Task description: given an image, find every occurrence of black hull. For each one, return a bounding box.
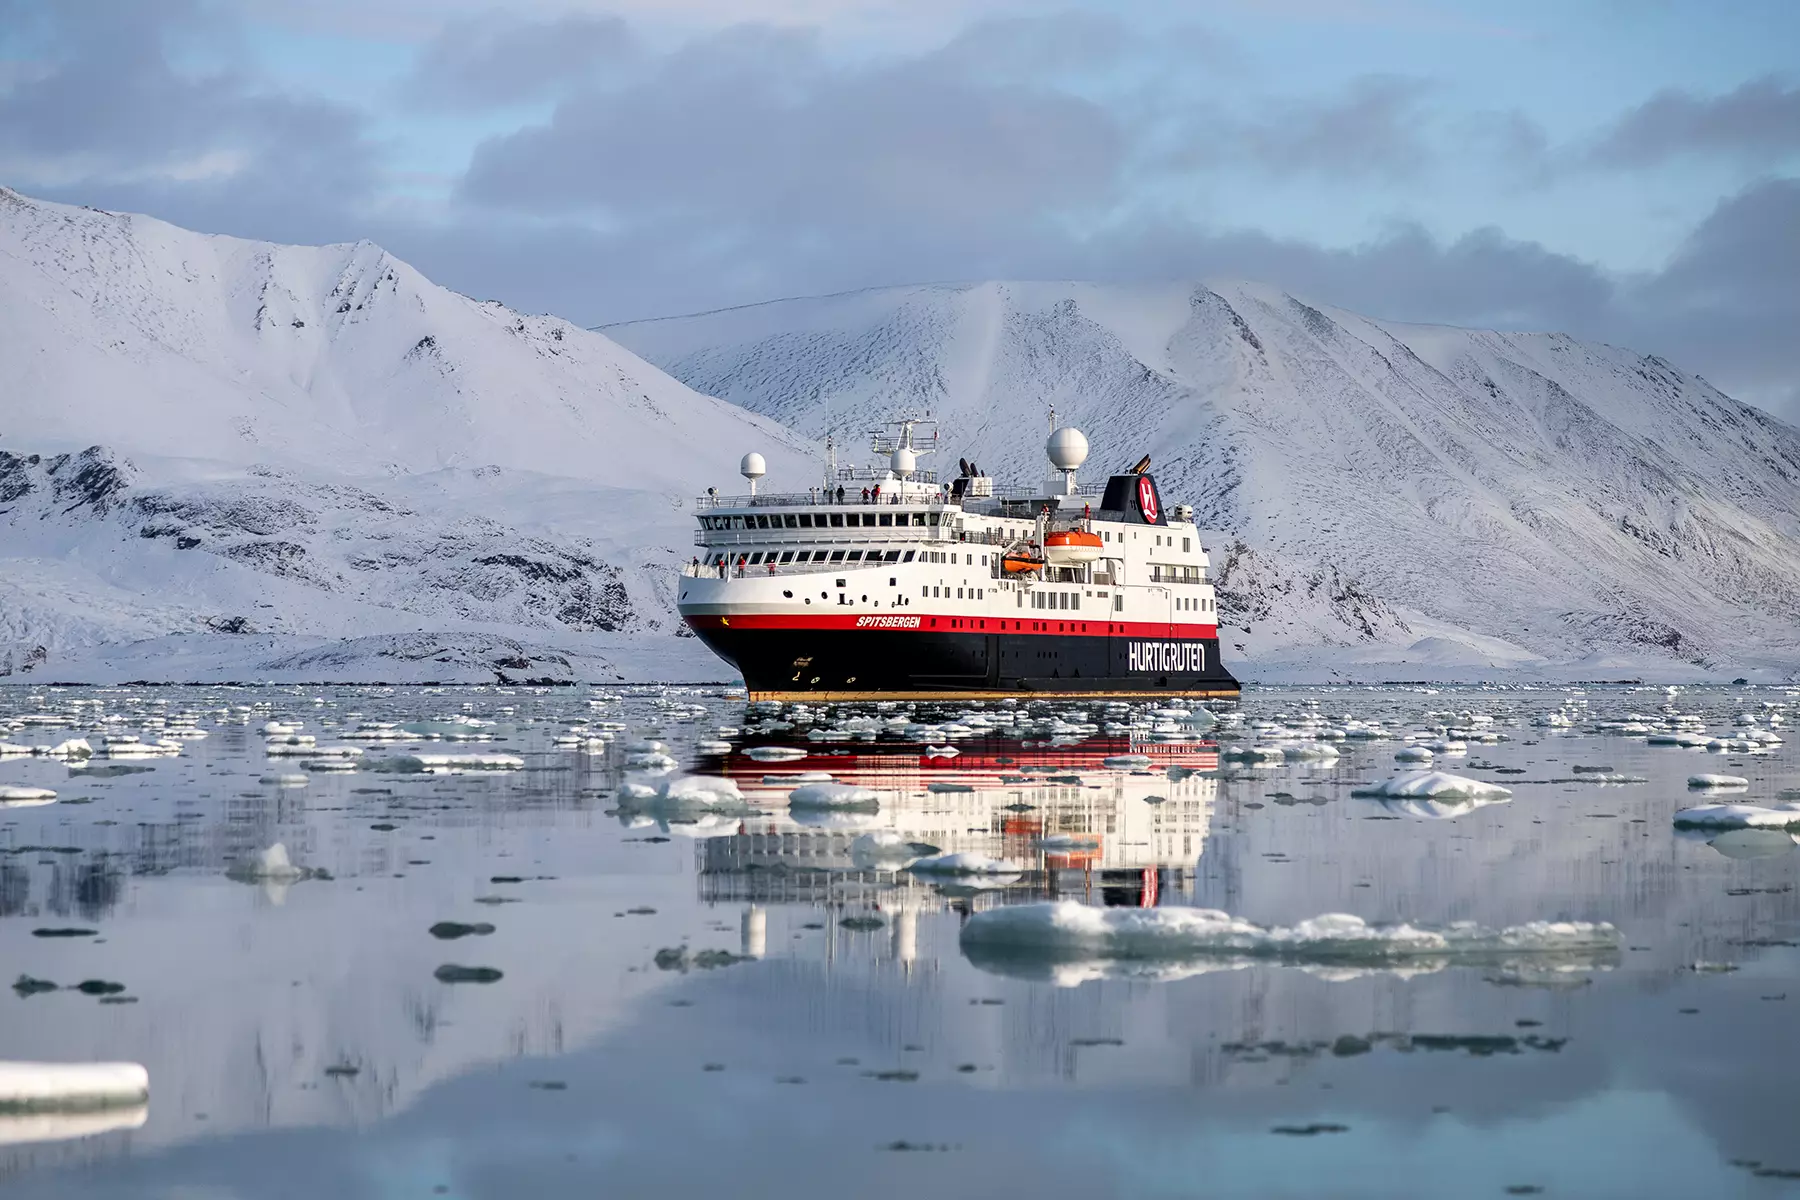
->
[689,625,1240,701]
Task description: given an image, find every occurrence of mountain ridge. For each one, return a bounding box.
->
[609,279,1800,673]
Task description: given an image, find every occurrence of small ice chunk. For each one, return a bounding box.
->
[923,745,960,758]
[259,773,309,787]
[1101,754,1151,769]
[659,775,744,806]
[1394,746,1433,763]
[0,787,56,806]
[745,746,808,762]
[909,852,1022,875]
[1687,774,1749,789]
[377,753,524,773]
[788,782,880,809]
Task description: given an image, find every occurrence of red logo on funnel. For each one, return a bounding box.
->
[1136,476,1159,523]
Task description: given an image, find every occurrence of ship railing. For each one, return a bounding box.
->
[682,556,918,581]
[694,490,950,510]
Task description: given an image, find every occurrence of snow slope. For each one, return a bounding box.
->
[610,281,1800,675]
[0,188,814,681]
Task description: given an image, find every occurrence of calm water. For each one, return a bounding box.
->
[0,683,1796,1198]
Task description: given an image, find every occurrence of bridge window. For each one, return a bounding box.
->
[780,551,795,564]
[829,513,844,528]
[798,514,813,528]
[885,550,902,562]
[784,515,798,528]
[749,552,764,564]
[879,513,892,526]
[846,550,864,562]
[902,550,916,563]
[829,550,845,563]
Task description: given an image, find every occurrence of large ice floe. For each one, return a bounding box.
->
[1350,771,1513,801]
[0,1061,148,1111]
[787,782,880,810]
[1672,802,1800,830]
[959,901,1618,985]
[0,786,56,807]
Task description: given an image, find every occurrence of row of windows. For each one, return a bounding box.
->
[1177,596,1214,612]
[925,586,986,600]
[714,547,913,567]
[1149,564,1206,583]
[702,511,940,531]
[714,547,982,569]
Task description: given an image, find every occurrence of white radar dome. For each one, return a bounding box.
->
[739,452,766,481]
[1046,427,1089,472]
[890,446,917,475]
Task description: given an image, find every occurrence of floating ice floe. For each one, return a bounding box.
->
[1687,773,1749,789]
[39,739,92,759]
[788,782,880,809]
[908,852,1022,876]
[1351,771,1513,801]
[373,753,525,774]
[923,745,961,759]
[259,773,308,787]
[0,787,56,807]
[0,1061,149,1111]
[1672,802,1800,829]
[744,746,807,762]
[1394,746,1433,763]
[1101,754,1151,769]
[959,902,1617,968]
[624,750,678,772]
[762,771,834,785]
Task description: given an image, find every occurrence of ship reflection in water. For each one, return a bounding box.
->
[691,735,1218,924]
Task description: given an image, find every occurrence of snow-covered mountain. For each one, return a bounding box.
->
[610,281,1800,676]
[0,188,814,681]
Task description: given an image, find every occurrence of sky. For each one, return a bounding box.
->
[1,0,1797,417]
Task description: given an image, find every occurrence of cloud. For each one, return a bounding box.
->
[0,0,376,226]
[1590,75,1800,169]
[0,3,1794,421]
[1629,177,1800,415]
[1232,74,1438,181]
[459,19,1125,233]
[402,13,636,110]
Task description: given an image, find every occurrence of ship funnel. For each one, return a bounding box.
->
[740,451,766,497]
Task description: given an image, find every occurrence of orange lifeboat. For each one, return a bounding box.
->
[1002,550,1046,574]
[1044,529,1103,566]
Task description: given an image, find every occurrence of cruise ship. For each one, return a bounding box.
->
[677,419,1240,700]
